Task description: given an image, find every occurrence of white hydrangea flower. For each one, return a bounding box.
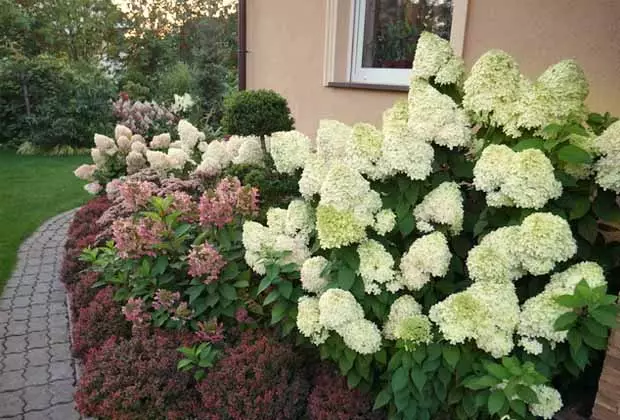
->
[286,199,315,242]
[114,124,132,141]
[395,315,433,349]
[412,31,464,85]
[94,134,117,155]
[198,140,232,175]
[336,319,382,355]
[408,79,471,149]
[233,137,264,166]
[399,232,451,291]
[383,295,423,340]
[429,282,520,358]
[518,337,543,355]
[350,123,384,177]
[373,209,396,235]
[529,385,563,420]
[297,296,329,345]
[300,256,330,294]
[170,93,195,114]
[594,121,620,193]
[299,154,328,198]
[515,213,577,276]
[150,133,171,149]
[242,221,276,275]
[318,288,364,330]
[116,136,131,153]
[146,150,170,171]
[269,130,312,174]
[131,134,146,144]
[266,208,288,234]
[126,151,147,174]
[595,120,620,156]
[467,226,524,283]
[414,182,463,235]
[84,182,102,195]
[273,234,310,268]
[357,240,395,295]
[91,148,106,167]
[316,120,352,166]
[167,148,191,170]
[130,141,147,154]
[74,164,97,181]
[224,135,247,156]
[177,119,205,150]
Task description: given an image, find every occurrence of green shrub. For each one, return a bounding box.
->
[0,55,114,149]
[221,89,294,137]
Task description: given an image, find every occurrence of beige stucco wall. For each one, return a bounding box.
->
[247,0,620,136]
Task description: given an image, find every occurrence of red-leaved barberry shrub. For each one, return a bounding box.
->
[69,271,100,318]
[72,287,131,357]
[197,330,310,420]
[308,365,384,420]
[75,331,202,420]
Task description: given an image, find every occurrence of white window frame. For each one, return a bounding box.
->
[348,0,468,86]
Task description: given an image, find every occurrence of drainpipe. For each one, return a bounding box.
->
[238,0,247,91]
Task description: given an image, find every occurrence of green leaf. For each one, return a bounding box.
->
[501,357,522,376]
[583,316,610,338]
[487,390,505,415]
[411,368,427,393]
[337,266,356,290]
[391,367,409,393]
[593,190,620,224]
[373,389,392,410]
[555,294,585,309]
[509,399,527,418]
[375,349,387,365]
[347,370,361,389]
[399,213,415,236]
[219,284,237,300]
[177,359,193,370]
[554,311,578,331]
[257,275,273,295]
[462,375,499,390]
[483,361,511,380]
[263,289,280,306]
[582,329,609,350]
[339,355,355,375]
[575,279,593,302]
[556,144,592,164]
[590,306,618,328]
[567,329,583,353]
[577,215,598,244]
[569,196,591,220]
[270,302,287,325]
[278,281,293,299]
[516,385,538,404]
[512,138,545,152]
[187,284,206,305]
[152,255,168,276]
[443,346,460,369]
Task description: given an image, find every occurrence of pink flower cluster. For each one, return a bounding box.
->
[199,177,260,228]
[122,297,151,325]
[152,289,181,311]
[112,217,167,259]
[196,320,225,344]
[119,180,157,211]
[187,242,227,284]
[112,95,178,136]
[168,191,199,223]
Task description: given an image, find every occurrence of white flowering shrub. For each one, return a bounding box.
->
[242,32,620,420]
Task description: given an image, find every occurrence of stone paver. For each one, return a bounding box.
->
[0,210,83,419]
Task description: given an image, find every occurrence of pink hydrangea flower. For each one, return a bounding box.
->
[172,302,193,321]
[196,320,225,344]
[187,243,227,284]
[112,217,167,259]
[199,177,260,228]
[167,191,198,222]
[122,297,150,325]
[119,180,157,211]
[152,289,180,311]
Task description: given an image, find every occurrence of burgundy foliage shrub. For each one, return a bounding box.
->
[197,330,310,420]
[308,365,384,420]
[75,331,202,420]
[72,287,131,357]
[69,271,99,318]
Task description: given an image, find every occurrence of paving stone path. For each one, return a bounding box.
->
[0,209,81,420]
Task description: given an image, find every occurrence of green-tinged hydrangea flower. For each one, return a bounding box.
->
[383,295,423,340]
[316,120,352,166]
[516,213,577,276]
[414,182,464,235]
[350,122,384,177]
[467,226,523,283]
[380,101,434,181]
[408,79,471,149]
[529,385,563,420]
[300,256,330,294]
[412,31,464,85]
[266,208,288,234]
[594,121,620,193]
[318,289,364,330]
[474,145,562,209]
[429,282,520,358]
[297,296,329,345]
[357,240,395,294]
[233,137,264,166]
[395,315,433,350]
[335,319,382,355]
[285,199,315,243]
[299,154,328,198]
[373,209,396,235]
[518,262,606,349]
[399,232,451,291]
[518,337,543,356]
[316,205,367,249]
[268,130,312,174]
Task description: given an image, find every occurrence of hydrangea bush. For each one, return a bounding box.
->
[240,33,620,420]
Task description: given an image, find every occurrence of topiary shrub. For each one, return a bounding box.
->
[308,365,384,420]
[72,287,131,357]
[221,89,294,137]
[197,330,310,420]
[75,330,201,420]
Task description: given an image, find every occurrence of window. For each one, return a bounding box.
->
[349,0,456,86]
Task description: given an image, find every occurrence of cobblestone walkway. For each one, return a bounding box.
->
[0,210,80,420]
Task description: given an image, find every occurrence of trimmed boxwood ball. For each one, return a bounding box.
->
[221,89,294,137]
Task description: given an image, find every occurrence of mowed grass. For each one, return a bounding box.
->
[0,151,90,293]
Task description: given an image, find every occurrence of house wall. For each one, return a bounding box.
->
[246,0,620,136]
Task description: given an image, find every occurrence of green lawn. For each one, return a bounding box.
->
[0,151,90,292]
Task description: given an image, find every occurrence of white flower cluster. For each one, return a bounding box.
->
[429,281,520,358]
[383,295,423,339]
[412,32,464,86]
[195,135,264,176]
[170,93,195,114]
[594,120,620,193]
[373,209,397,235]
[243,199,314,275]
[413,182,463,235]
[357,240,396,295]
[300,256,330,294]
[518,262,605,352]
[529,385,563,419]
[268,130,313,175]
[297,289,382,354]
[397,232,451,291]
[467,213,576,283]
[473,145,562,209]
[464,50,589,138]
